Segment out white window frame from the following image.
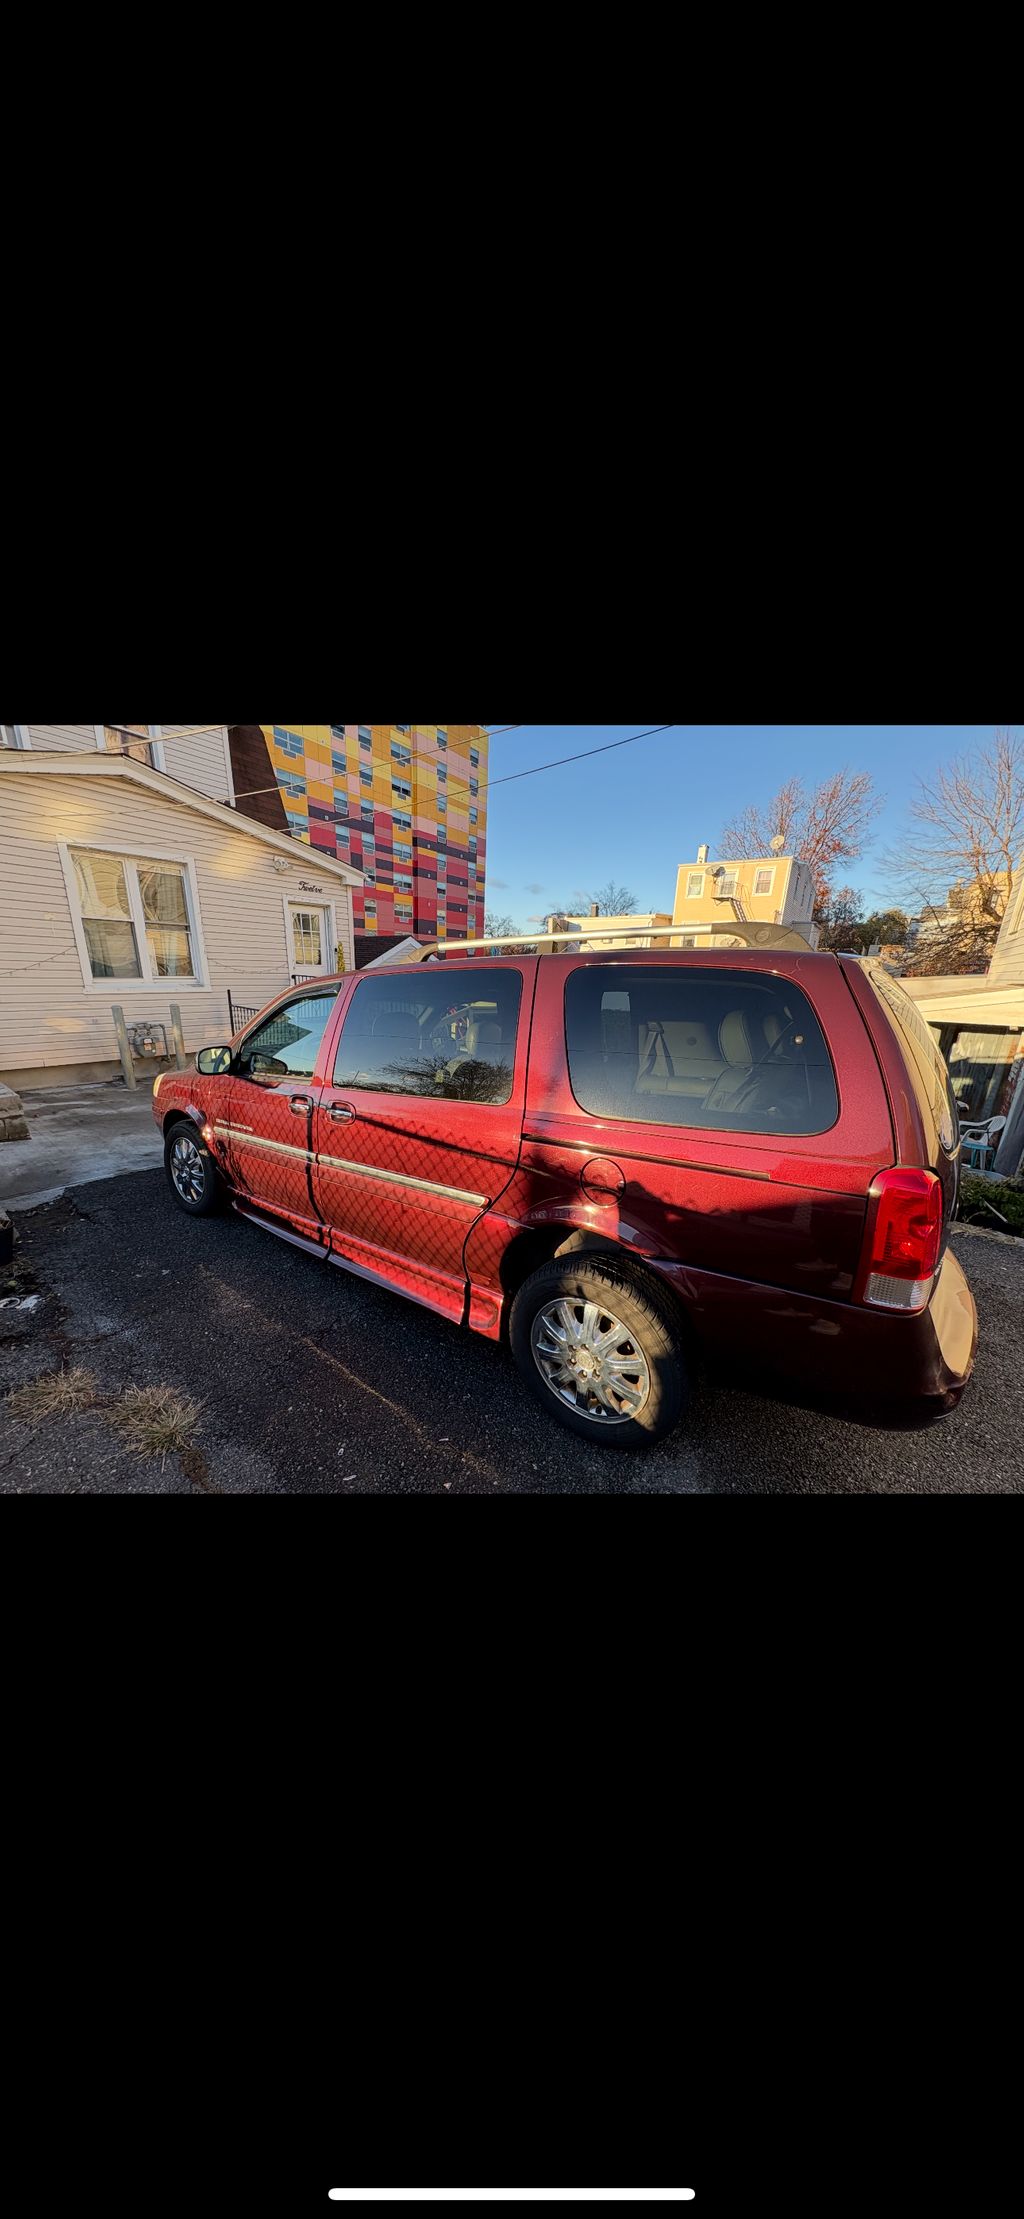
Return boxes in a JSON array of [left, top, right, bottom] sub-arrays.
[[93, 722, 166, 772], [753, 866, 776, 897], [1, 724, 31, 749], [59, 841, 208, 992], [718, 871, 738, 899], [686, 872, 704, 900]]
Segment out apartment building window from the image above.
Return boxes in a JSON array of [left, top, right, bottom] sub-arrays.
[[469, 806, 478, 826], [437, 730, 448, 751], [753, 867, 775, 897], [437, 796, 447, 815], [469, 777, 479, 797], [393, 808, 412, 831], [102, 723, 158, 768], [437, 765, 447, 785], [468, 836, 477, 855], [363, 864, 376, 884], [391, 742, 411, 767], [331, 752, 347, 774], [392, 778, 412, 804], [277, 771, 305, 800], [394, 841, 413, 862], [395, 726, 410, 734], [360, 802, 374, 826], [360, 767, 375, 789], [436, 827, 447, 847], [333, 793, 349, 817], [2, 724, 29, 748], [470, 748, 480, 768], [64, 847, 202, 987], [363, 832, 375, 852], [395, 873, 413, 894], [272, 727, 304, 759], [358, 727, 373, 748]]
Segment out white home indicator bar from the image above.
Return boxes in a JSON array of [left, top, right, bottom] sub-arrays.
[[328, 2196, 695, 2205]]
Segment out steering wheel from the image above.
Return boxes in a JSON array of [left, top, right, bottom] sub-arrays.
[[702, 1018, 803, 1115]]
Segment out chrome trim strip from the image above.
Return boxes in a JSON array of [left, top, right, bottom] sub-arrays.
[[215, 1124, 311, 1165], [217, 1124, 487, 1208], [319, 1153, 487, 1208]]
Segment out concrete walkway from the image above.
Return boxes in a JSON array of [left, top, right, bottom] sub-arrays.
[[0, 1083, 164, 1211]]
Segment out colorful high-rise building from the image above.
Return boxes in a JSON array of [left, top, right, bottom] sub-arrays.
[[238, 724, 488, 943]]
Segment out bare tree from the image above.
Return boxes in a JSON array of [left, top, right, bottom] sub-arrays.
[[721, 769, 882, 918], [484, 911, 521, 940], [559, 882, 639, 916], [886, 729, 1024, 974]]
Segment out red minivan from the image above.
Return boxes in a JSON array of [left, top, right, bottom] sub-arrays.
[[152, 948, 977, 1446]]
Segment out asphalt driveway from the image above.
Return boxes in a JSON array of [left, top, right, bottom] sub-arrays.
[[2, 1169, 1022, 1493]]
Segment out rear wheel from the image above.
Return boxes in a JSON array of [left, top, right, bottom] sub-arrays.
[[508, 1256, 687, 1446], [165, 1120, 221, 1216]]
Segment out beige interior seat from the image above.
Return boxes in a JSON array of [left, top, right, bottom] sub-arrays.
[[635, 1018, 723, 1098], [465, 1017, 504, 1061]]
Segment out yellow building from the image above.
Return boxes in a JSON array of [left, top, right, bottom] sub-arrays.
[[671, 845, 819, 948]]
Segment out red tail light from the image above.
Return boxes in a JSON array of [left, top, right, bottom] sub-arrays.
[[859, 1167, 944, 1312]]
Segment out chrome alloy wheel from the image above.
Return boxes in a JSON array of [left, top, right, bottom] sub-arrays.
[[530, 1296, 653, 1423], [170, 1132, 206, 1205]]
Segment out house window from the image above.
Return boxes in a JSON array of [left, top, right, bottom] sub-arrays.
[[1, 724, 29, 749], [102, 723, 157, 768], [753, 867, 775, 897], [67, 848, 199, 984], [686, 872, 704, 900], [717, 871, 738, 899]]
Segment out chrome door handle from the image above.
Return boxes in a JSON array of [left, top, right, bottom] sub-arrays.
[[329, 1104, 356, 1123], [289, 1096, 312, 1114]]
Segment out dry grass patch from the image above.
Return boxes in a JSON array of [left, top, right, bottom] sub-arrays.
[[110, 1385, 205, 1468], [6, 1367, 99, 1423]]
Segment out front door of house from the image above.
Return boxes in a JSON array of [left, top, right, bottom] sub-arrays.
[[289, 903, 333, 979]]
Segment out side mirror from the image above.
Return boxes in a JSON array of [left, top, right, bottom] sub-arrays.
[[196, 1045, 233, 1076], [247, 1052, 289, 1078]]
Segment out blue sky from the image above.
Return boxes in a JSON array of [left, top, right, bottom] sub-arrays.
[[483, 725, 998, 924]]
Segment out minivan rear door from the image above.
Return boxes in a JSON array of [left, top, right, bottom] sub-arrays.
[[839, 957, 962, 1237]]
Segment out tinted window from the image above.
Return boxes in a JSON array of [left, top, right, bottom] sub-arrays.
[[867, 965, 958, 1153], [239, 993, 340, 1083], [334, 969, 523, 1104], [564, 965, 839, 1135]]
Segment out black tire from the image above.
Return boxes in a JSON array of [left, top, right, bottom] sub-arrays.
[[164, 1119, 222, 1217], [508, 1255, 687, 1447]]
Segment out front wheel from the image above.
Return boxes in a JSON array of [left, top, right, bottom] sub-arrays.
[[165, 1120, 221, 1216], [508, 1257, 687, 1447]]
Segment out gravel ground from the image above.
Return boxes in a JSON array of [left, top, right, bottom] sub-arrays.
[[1, 1170, 1022, 1494]]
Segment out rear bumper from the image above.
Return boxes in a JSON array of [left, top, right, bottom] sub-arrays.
[[650, 1242, 978, 1415]]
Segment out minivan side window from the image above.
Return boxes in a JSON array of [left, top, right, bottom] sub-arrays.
[[564, 966, 839, 1135], [334, 969, 523, 1104], [238, 992, 340, 1083]]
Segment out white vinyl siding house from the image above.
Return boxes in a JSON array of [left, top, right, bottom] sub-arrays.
[[0, 751, 361, 1087], [18, 722, 236, 806]]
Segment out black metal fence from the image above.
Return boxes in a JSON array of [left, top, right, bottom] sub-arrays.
[[228, 992, 261, 1035]]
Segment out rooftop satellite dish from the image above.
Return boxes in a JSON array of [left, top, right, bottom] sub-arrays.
[[770, 834, 785, 852]]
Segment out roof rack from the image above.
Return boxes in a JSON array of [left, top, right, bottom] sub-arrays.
[[399, 922, 819, 961]]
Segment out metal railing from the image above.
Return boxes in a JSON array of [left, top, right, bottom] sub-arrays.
[[228, 992, 262, 1034]]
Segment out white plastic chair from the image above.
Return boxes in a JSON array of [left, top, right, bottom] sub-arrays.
[[959, 1115, 1007, 1171]]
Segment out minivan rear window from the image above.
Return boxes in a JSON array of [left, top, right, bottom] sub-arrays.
[[865, 964, 959, 1154], [564, 966, 839, 1135]]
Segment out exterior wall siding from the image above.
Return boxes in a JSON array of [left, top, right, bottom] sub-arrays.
[[0, 773, 355, 1080], [23, 723, 234, 807]]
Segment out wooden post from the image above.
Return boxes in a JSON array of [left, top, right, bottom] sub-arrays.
[[169, 1004, 187, 1070], [112, 1006, 138, 1091]]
